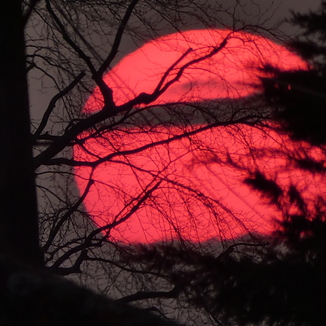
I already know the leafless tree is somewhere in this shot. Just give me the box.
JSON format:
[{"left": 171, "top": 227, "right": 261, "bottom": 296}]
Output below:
[{"left": 1, "top": 0, "right": 322, "bottom": 324}]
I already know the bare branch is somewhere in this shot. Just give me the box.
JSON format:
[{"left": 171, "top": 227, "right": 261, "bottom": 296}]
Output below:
[
  {"left": 98, "top": 0, "right": 140, "bottom": 76},
  {"left": 117, "top": 35, "right": 229, "bottom": 109},
  {"left": 42, "top": 174, "right": 94, "bottom": 253},
  {"left": 41, "top": 114, "right": 261, "bottom": 168},
  {"left": 45, "top": 0, "right": 115, "bottom": 108},
  {"left": 49, "top": 180, "right": 162, "bottom": 269},
  {"left": 50, "top": 249, "right": 88, "bottom": 275},
  {"left": 33, "top": 71, "right": 85, "bottom": 138},
  {"left": 118, "top": 286, "right": 181, "bottom": 303}
]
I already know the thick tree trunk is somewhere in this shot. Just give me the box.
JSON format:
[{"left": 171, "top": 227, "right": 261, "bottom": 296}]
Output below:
[{"left": 0, "top": 1, "right": 43, "bottom": 267}]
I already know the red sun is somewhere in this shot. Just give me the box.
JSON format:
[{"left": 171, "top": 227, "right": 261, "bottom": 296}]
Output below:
[{"left": 74, "top": 29, "right": 322, "bottom": 244}]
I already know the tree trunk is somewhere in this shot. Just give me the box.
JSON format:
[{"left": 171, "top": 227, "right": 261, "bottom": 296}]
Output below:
[{"left": 0, "top": 0, "right": 43, "bottom": 267}]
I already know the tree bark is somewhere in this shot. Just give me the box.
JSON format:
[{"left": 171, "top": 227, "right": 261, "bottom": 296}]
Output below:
[{"left": 0, "top": 0, "right": 43, "bottom": 267}]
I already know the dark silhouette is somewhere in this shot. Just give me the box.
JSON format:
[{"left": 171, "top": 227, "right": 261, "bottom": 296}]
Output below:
[
  {"left": 1, "top": 0, "right": 325, "bottom": 325},
  {"left": 0, "top": 0, "right": 43, "bottom": 268},
  {"left": 119, "top": 2, "right": 326, "bottom": 325},
  {"left": 260, "top": 2, "right": 326, "bottom": 145},
  {"left": 0, "top": 257, "right": 179, "bottom": 326},
  {"left": 244, "top": 171, "right": 283, "bottom": 204}
]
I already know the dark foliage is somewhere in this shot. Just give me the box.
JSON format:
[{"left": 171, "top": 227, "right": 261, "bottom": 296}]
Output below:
[
  {"left": 210, "top": 200, "right": 326, "bottom": 326},
  {"left": 243, "top": 171, "right": 283, "bottom": 204},
  {"left": 0, "top": 258, "right": 179, "bottom": 326},
  {"left": 211, "top": 4, "right": 326, "bottom": 324},
  {"left": 261, "top": 1, "right": 326, "bottom": 145},
  {"left": 211, "top": 5, "right": 326, "bottom": 324},
  {"left": 261, "top": 67, "right": 326, "bottom": 145},
  {"left": 122, "top": 3, "right": 326, "bottom": 325},
  {"left": 123, "top": 197, "right": 326, "bottom": 325}
]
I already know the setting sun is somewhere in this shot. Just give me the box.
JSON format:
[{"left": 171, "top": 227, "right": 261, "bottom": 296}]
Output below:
[{"left": 74, "top": 29, "right": 318, "bottom": 244}]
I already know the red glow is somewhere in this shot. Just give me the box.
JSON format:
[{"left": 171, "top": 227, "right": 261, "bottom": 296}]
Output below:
[
  {"left": 85, "top": 29, "right": 308, "bottom": 110},
  {"left": 74, "top": 29, "right": 320, "bottom": 244}
]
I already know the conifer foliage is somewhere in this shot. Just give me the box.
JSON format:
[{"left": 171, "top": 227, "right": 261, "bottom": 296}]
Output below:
[
  {"left": 124, "top": 3, "right": 326, "bottom": 325},
  {"left": 262, "top": 2, "right": 326, "bottom": 145}
]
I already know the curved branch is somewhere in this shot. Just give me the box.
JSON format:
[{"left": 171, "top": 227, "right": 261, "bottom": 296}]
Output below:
[
  {"left": 98, "top": 0, "right": 140, "bottom": 76},
  {"left": 50, "top": 249, "right": 88, "bottom": 275},
  {"left": 34, "top": 71, "right": 85, "bottom": 138},
  {"left": 34, "top": 34, "right": 231, "bottom": 168},
  {"left": 119, "top": 35, "right": 229, "bottom": 108},
  {"left": 45, "top": 0, "right": 114, "bottom": 108},
  {"left": 49, "top": 180, "right": 162, "bottom": 269},
  {"left": 42, "top": 174, "right": 94, "bottom": 253},
  {"left": 23, "top": 0, "right": 42, "bottom": 26},
  {"left": 45, "top": 0, "right": 97, "bottom": 75},
  {"left": 118, "top": 286, "right": 182, "bottom": 303},
  {"left": 41, "top": 114, "right": 261, "bottom": 168}
]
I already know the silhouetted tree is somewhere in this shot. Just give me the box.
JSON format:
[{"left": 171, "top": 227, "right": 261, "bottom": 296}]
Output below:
[
  {"left": 1, "top": 0, "right": 322, "bottom": 325},
  {"left": 120, "top": 2, "right": 326, "bottom": 325},
  {"left": 0, "top": 0, "right": 43, "bottom": 268},
  {"left": 261, "top": 2, "right": 326, "bottom": 145}
]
